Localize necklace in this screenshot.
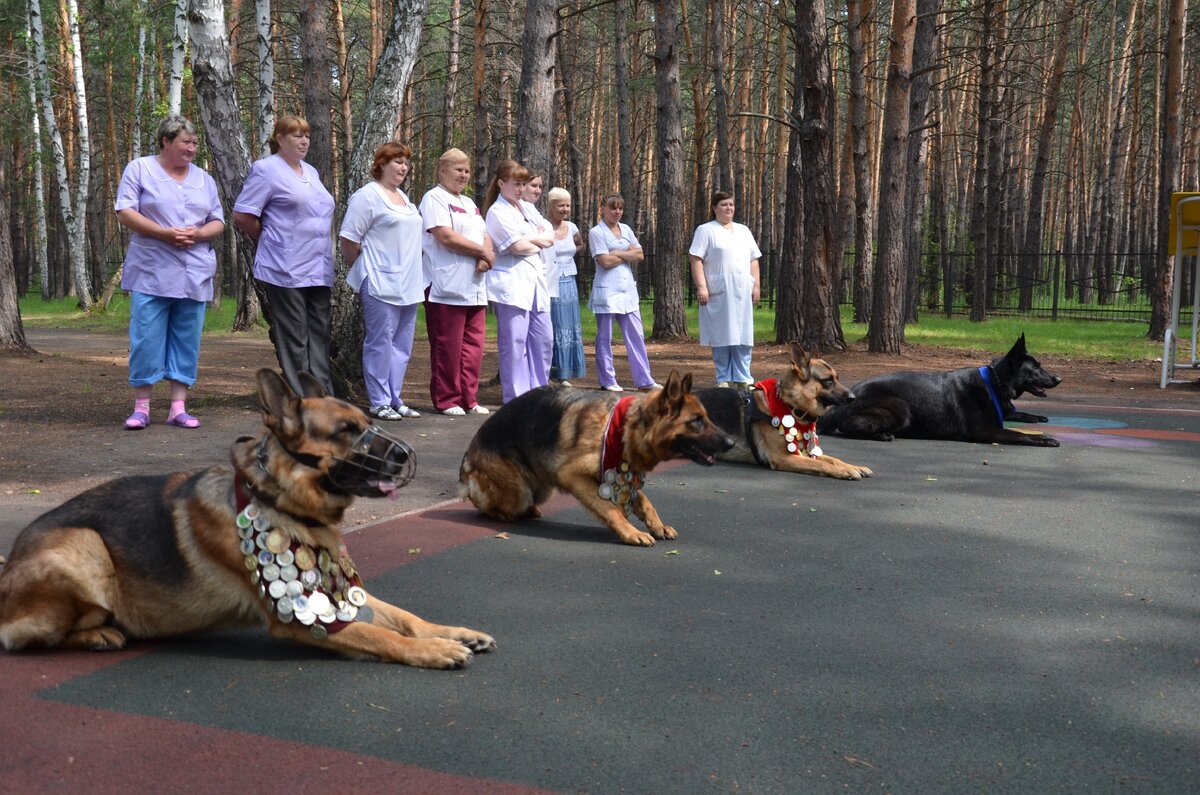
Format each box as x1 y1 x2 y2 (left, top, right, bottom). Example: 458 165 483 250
756 379 822 458
598 397 644 515
235 497 370 640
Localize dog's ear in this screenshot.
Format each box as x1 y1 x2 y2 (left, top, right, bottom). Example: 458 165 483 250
296 371 327 399
662 369 689 406
256 369 303 438
1010 334 1027 357
789 342 811 376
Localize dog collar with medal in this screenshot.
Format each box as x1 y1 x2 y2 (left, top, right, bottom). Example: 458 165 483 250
234 477 371 640
598 396 643 516
754 378 822 458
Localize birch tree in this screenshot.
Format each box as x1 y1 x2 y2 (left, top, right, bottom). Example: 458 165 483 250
65 0 92 304
28 0 91 308
256 0 275 155
24 16 49 300
188 0 261 331
330 0 430 395
169 0 189 115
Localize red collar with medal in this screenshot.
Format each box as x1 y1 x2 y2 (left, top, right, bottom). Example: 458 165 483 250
598 396 644 515
234 474 367 639
754 378 822 458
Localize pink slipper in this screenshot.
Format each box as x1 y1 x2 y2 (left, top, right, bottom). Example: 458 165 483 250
166 411 201 429
124 411 149 430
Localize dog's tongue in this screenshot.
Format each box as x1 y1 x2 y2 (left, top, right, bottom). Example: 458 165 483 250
373 479 400 499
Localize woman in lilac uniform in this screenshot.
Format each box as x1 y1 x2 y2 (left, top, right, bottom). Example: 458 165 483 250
587 193 658 392
483 160 554 404
114 115 224 430
233 115 336 394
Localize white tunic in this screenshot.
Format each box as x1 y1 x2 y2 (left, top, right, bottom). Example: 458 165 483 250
523 200 558 299
339 183 424 306
588 222 641 315
484 195 549 312
688 220 762 347
419 185 488 306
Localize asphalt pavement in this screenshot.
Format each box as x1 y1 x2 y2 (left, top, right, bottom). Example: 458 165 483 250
2 397 1198 792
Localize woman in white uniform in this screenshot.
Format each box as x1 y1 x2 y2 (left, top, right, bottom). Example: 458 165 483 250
688 191 762 387
588 193 658 392
339 142 425 420
483 160 554 403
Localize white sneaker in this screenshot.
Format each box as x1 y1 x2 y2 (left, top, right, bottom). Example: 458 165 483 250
601 384 624 392
558 380 573 387
369 405 403 421
442 406 466 416
638 382 664 392
393 404 421 418
467 405 490 415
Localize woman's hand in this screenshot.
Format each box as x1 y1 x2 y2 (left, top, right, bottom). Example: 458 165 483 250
696 285 709 306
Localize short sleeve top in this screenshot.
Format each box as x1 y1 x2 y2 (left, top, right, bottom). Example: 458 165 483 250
339 182 424 306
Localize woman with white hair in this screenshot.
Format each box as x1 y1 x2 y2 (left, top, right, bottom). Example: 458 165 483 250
544 187 585 384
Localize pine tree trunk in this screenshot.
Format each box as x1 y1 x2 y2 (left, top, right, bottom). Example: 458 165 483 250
710 0 733 193
298 0 334 187
1150 0 1185 340
614 0 637 225
778 0 844 351
441 0 461 151
901 0 939 323
649 0 688 339
0 160 30 351
867 0 915 354
847 0 873 323
472 0 491 202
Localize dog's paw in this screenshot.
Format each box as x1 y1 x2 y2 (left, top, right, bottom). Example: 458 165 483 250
450 628 497 653
70 626 127 651
410 637 475 669
843 466 873 479
660 525 678 540
1039 437 1061 447
874 433 895 442
621 530 657 546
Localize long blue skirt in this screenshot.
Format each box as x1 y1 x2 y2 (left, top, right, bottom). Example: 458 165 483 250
550 275 587 380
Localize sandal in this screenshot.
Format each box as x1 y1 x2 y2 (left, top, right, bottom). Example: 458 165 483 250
166 411 201 428
124 411 150 430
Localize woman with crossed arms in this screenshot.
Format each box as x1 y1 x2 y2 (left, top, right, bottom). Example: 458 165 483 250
483 160 554 404
588 193 659 392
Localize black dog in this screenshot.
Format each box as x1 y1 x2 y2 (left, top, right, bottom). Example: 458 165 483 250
817 335 1061 446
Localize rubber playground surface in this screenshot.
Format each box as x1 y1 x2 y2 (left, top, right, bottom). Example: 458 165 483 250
2 397 1198 792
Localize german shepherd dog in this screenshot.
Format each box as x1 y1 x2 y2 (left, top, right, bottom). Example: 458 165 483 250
695 343 873 479
459 371 734 546
0 369 495 668
817 335 1062 446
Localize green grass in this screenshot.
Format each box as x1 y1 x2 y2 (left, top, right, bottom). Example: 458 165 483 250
19 295 1178 361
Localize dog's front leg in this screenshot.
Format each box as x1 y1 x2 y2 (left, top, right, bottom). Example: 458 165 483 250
770 450 873 480
630 491 677 541
269 619 477 668
569 484 659 546
361 593 496 653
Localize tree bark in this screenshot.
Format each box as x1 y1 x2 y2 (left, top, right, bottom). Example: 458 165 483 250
168 0 188 115
188 0 261 332
1151 0 1185 340
298 0 334 189
329 0 429 398
649 0 688 339
255 0 275 156
847 0 873 323
710 0 733 193
472 0 491 202
614 0 637 225
441 0 461 152
23 13 50 300
0 160 30 351
777 0 844 351
867 0 916 353
901 0 940 323
514 0 556 180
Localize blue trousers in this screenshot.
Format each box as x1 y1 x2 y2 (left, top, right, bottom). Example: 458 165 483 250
360 292 418 408
712 345 754 385
128 292 206 387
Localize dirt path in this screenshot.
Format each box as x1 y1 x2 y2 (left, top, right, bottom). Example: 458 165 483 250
1 326 1195 547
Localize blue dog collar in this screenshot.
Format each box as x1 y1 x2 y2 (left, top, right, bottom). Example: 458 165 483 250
978 366 1005 428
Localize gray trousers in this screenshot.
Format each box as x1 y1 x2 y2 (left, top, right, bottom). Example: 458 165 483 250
261 281 334 395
